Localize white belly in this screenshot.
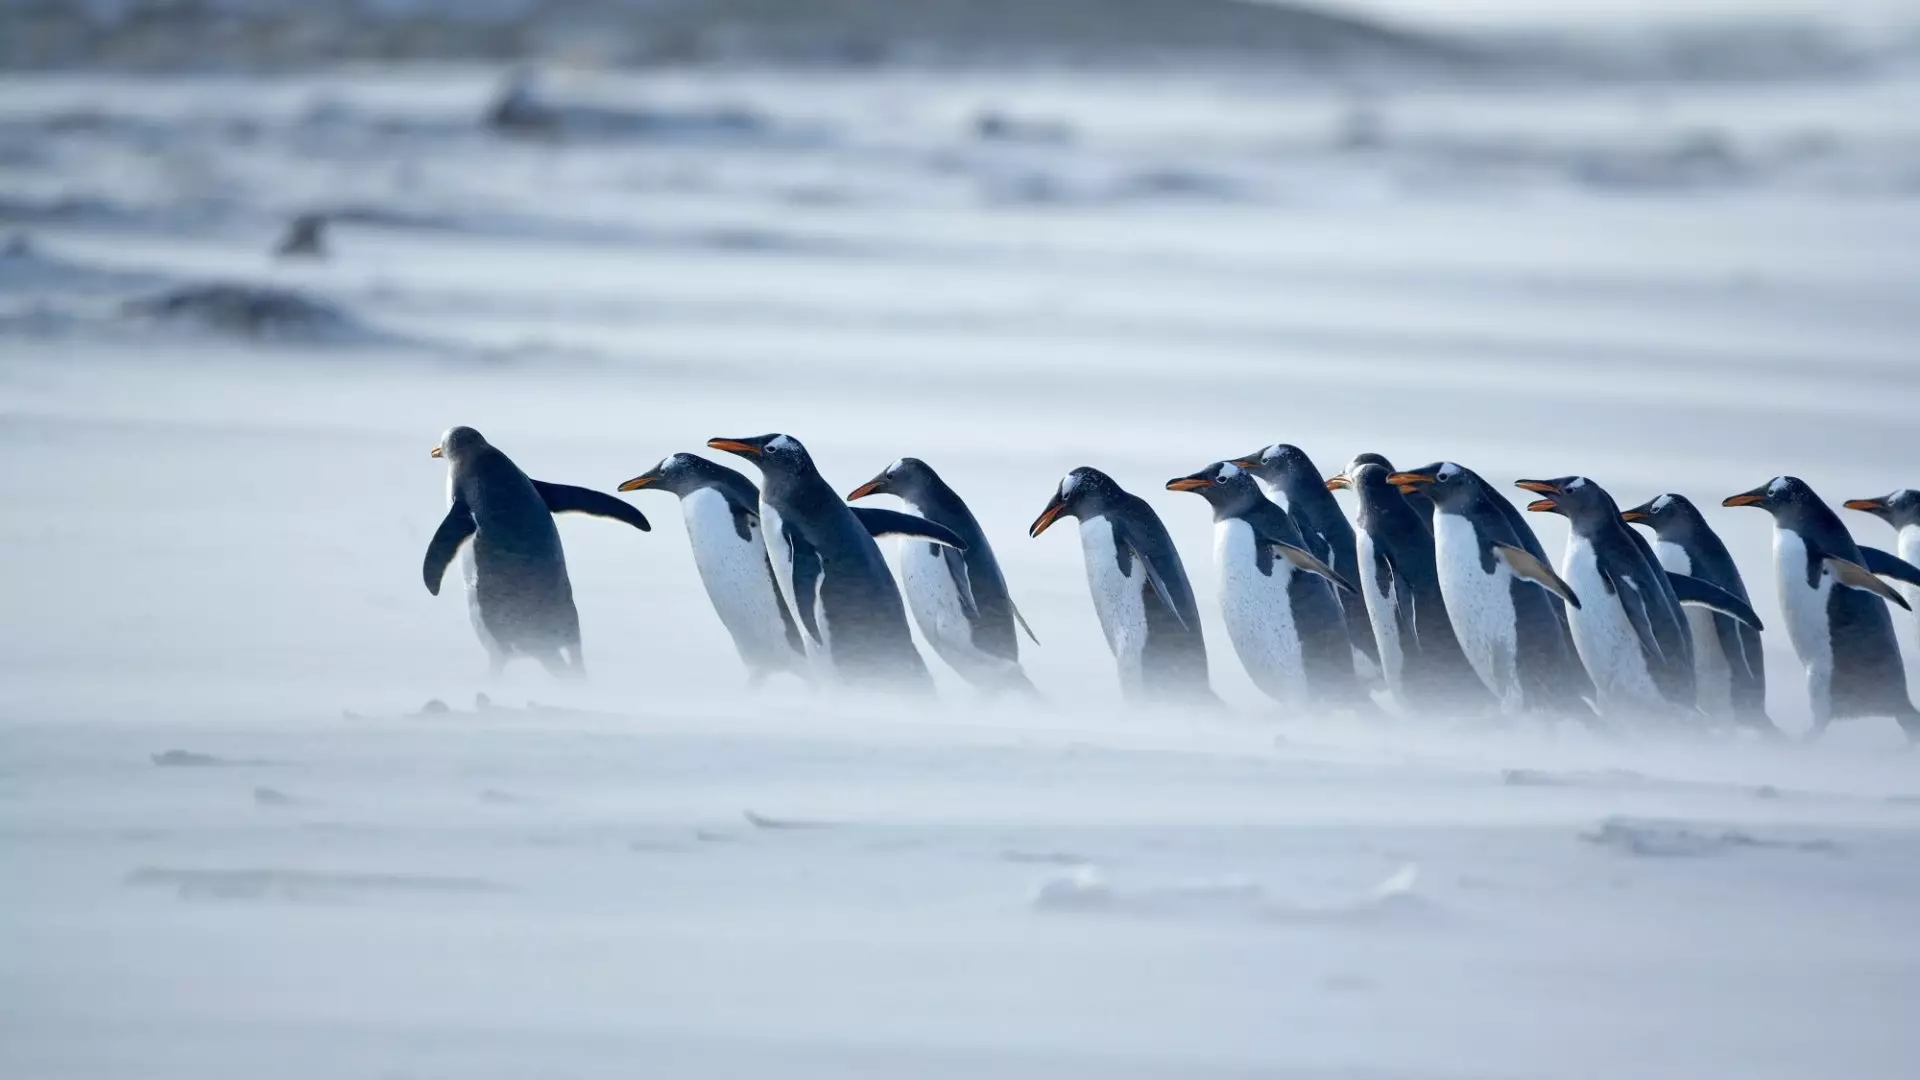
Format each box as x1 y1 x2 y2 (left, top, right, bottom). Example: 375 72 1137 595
1080 515 1149 692
1215 518 1308 706
1355 529 1406 700
1433 513 1521 711
1899 525 1920 657
898 535 1016 683
1774 527 1835 716
758 498 833 675
683 489 793 670
1560 537 1663 714
1654 539 1733 715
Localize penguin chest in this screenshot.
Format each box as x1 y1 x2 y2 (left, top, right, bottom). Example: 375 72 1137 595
1560 537 1661 709
682 490 787 661
1773 528 1835 691
758 499 821 655
1900 526 1920 652
1079 516 1148 678
1214 518 1308 703
898 539 980 662
1354 530 1405 695
1432 514 1520 705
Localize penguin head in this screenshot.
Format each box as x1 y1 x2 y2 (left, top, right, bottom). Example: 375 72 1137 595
1723 476 1821 524
707 433 813 478
1327 460 1393 498
1229 443 1318 492
1844 489 1920 529
1515 476 1618 527
1031 467 1120 537
619 452 715 497
847 457 939 504
1346 452 1394 475
1620 493 1702 538
1385 461 1474 509
1165 461 1262 512
431 426 488 463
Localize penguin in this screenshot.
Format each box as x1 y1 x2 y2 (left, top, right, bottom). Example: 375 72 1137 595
707 434 965 692
424 426 652 676
1844 489 1920 656
1030 467 1214 706
847 458 1040 696
1385 463 1593 719
1166 461 1363 711
1226 444 1381 679
1326 460 1490 714
1725 477 1920 739
1346 452 1435 530
1622 493 1777 734
1517 477 1764 721
617 453 807 685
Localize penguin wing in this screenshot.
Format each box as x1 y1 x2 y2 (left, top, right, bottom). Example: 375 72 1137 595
1603 562 1668 667
532 481 652 532
1113 519 1191 634
1824 555 1913 611
850 507 968 551
1490 543 1581 610
784 525 827 644
1665 572 1765 631
1373 546 1419 649
423 499 477 596
1265 537 1357 595
940 546 982 621
1011 601 1041 646
1860 546 1920 590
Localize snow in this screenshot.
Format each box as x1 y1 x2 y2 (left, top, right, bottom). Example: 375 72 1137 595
5 55 1920 1079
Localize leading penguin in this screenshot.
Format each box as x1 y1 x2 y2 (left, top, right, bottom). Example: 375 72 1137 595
1227 444 1380 679
1386 463 1593 719
848 458 1039 696
1166 461 1364 711
1327 459 1489 714
1517 477 1763 721
1031 467 1214 706
1725 477 1920 739
1845 489 1920 656
424 426 653 676
707 434 965 692
618 453 807 686
1623 493 1776 734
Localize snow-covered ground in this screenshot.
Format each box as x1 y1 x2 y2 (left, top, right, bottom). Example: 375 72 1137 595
4 62 1920 1078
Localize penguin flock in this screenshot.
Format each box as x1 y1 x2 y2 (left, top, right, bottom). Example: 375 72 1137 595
424 427 1920 741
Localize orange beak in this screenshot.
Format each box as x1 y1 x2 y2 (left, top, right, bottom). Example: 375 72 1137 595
1845 498 1887 513
1526 498 1558 513
847 480 884 501
707 438 761 456
1165 478 1212 492
617 475 654 492
1325 473 1352 491
1619 509 1648 523
1386 471 1434 495
1030 500 1069 538
1513 480 1559 495
1723 494 1765 507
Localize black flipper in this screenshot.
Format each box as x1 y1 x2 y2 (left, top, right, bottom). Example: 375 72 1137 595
1861 546 1920 590
1376 547 1419 651
1825 556 1912 611
1011 602 1040 646
533 480 651 532
423 499 477 596
1113 518 1190 634
784 525 825 645
1267 538 1357 594
1492 543 1581 610
940 545 981 621
1665 572 1765 631
1604 562 1666 667
851 507 967 551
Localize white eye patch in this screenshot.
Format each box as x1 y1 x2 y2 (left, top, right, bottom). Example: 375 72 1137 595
888 457 905 475
1566 477 1589 491
1768 477 1790 497
767 434 799 453
1437 463 1459 481
1060 472 1082 497
1651 494 1674 512
1213 462 1243 482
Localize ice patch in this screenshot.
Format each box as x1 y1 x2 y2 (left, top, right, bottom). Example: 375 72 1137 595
1032 863 1428 924
1581 817 1842 858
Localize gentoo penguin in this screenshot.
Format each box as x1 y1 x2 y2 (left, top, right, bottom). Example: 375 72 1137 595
424 426 652 675
1031 467 1214 706
1386 463 1592 719
847 458 1039 695
617 453 807 685
1845 489 1920 654
1327 460 1489 714
1517 477 1762 720
1725 477 1920 739
1228 444 1380 677
1623 493 1776 733
1347 452 1435 530
1166 461 1363 711
707 434 963 692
